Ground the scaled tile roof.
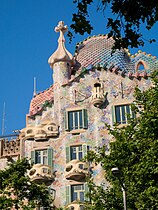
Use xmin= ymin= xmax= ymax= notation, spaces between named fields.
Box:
xmin=29 ymin=85 xmax=54 ymax=116
xmin=74 ymin=35 xmax=158 ymax=76
xmin=75 ymin=35 xmax=132 ymax=73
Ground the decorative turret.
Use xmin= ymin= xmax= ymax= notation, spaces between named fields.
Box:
xmin=48 ymin=21 xmax=75 ymax=84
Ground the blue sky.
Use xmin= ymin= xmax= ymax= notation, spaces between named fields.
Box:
xmin=0 ymin=0 xmax=158 ymax=135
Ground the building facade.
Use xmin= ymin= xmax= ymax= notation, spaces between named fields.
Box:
xmin=0 ymin=21 xmax=158 ymax=209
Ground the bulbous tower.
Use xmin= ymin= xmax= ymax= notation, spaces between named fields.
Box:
xmin=48 ymin=21 xmax=75 ymax=126
xmin=48 ymin=21 xmax=75 ymax=85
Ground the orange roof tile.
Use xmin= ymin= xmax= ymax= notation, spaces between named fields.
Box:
xmin=29 ymin=85 xmax=54 ymax=116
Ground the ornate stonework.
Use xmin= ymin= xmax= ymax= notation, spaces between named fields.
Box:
xmin=28 ymin=164 xmax=55 ymax=186
xmin=65 ymin=160 xmax=89 ymax=181
xmin=1 ymin=137 xmax=20 ymax=157
xmin=21 ymin=121 xmax=59 ymax=140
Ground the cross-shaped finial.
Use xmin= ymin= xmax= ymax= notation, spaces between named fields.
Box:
xmin=55 ymin=21 xmax=68 ymax=34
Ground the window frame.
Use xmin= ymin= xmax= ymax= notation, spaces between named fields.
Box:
xmin=66 ymin=183 xmax=89 ymax=205
xmin=70 ymin=145 xmax=83 ymax=160
xmin=35 ymin=149 xmax=48 ymax=165
xmin=31 ymin=147 xmax=53 ymax=167
xmin=66 ymin=144 xmax=89 ymax=163
xmin=65 ymin=108 xmax=88 ymax=132
xmin=112 ymin=102 xmax=135 ymax=125
xmin=71 ymin=184 xmax=85 ymax=202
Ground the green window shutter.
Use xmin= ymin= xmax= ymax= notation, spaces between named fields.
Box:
xmin=83 ymin=109 xmax=88 ymax=129
xmin=66 ymin=146 xmax=70 ymax=163
xmin=84 ymin=183 xmax=89 ymax=201
xmin=31 ymin=151 xmax=35 ymax=164
xmin=66 ymin=185 xmax=71 ymax=205
xmin=48 ymin=186 xmax=51 ymax=194
xmin=82 ymin=144 xmax=87 ymax=158
xmin=47 ymin=147 xmax=53 ymax=168
xmin=64 ymin=111 xmax=69 ymax=131
xmin=111 ymin=106 xmax=115 ymax=125
xmin=131 ymin=105 xmax=136 ymax=119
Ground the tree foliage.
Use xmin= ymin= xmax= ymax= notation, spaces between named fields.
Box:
xmin=85 ymin=71 xmax=158 ymax=209
xmin=0 ymin=158 xmax=52 ymax=210
xmin=70 ymin=0 xmax=158 ymax=49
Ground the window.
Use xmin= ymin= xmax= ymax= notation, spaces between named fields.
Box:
xmin=71 ymin=185 xmax=85 ymax=202
xmin=66 ymin=144 xmax=89 ymax=163
xmin=71 ymin=145 xmax=83 ymax=160
xmin=112 ymin=104 xmax=135 ymax=125
xmin=136 ymin=61 xmax=146 ymax=71
xmin=65 ymin=109 xmax=88 ymax=131
xmin=66 ymin=184 xmax=88 ymax=204
xmin=35 ymin=150 xmax=48 ymax=165
xmin=31 ymin=147 xmax=53 ymax=167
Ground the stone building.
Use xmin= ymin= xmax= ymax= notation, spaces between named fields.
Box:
xmin=0 ymin=21 xmax=158 ymax=209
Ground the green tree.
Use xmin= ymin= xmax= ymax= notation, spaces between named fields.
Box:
xmin=70 ymin=0 xmax=157 ymax=49
xmin=0 ymin=158 xmax=52 ymax=210
xmin=85 ymin=71 xmax=158 ymax=209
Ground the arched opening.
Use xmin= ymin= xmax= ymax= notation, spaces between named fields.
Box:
xmin=136 ymin=61 xmax=146 ymax=71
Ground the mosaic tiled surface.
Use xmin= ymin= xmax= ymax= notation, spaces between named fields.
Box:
xmin=25 ymin=68 xmax=152 ymax=207
xmin=75 ymin=35 xmax=131 ymax=73
xmin=75 ymin=35 xmax=158 ymax=75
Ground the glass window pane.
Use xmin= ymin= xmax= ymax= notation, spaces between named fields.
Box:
xmin=43 ymin=150 xmax=47 ymax=155
xmin=72 ymin=147 xmax=76 ymax=152
xmin=79 ymin=111 xmax=83 ymax=128
xmin=80 ymin=192 xmax=84 ymax=201
xmin=126 ymin=105 xmax=130 ymax=114
xmin=115 ymin=106 xmax=121 ymax=123
xmin=74 ymin=112 xmax=78 ymax=129
xmin=121 ymin=106 xmax=126 ymax=123
xmin=78 ymin=152 xmax=83 ymax=160
xmin=71 ymin=147 xmax=76 ymax=160
xmin=72 ymin=192 xmax=77 ymax=201
xmin=78 ymin=146 xmax=82 ymax=151
xmin=35 ymin=151 xmax=41 ymax=164
xmin=43 ymin=156 xmax=48 ymax=165
xmin=68 ymin=112 xmax=73 ymax=130
xmin=71 ymin=186 xmax=77 ymax=201
xmin=126 ymin=105 xmax=130 ymax=120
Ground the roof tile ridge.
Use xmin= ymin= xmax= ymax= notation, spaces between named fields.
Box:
xmin=33 ymin=84 xmax=54 ymax=99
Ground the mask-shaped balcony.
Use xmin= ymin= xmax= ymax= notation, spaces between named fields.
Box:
xmin=66 ymin=201 xmax=84 ymax=210
xmin=28 ymin=164 xmax=55 ymax=186
xmin=65 ymin=160 xmax=89 ymax=181
xmin=21 ymin=121 xmax=59 ymax=141
xmin=34 ymin=129 xmax=47 ymax=140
